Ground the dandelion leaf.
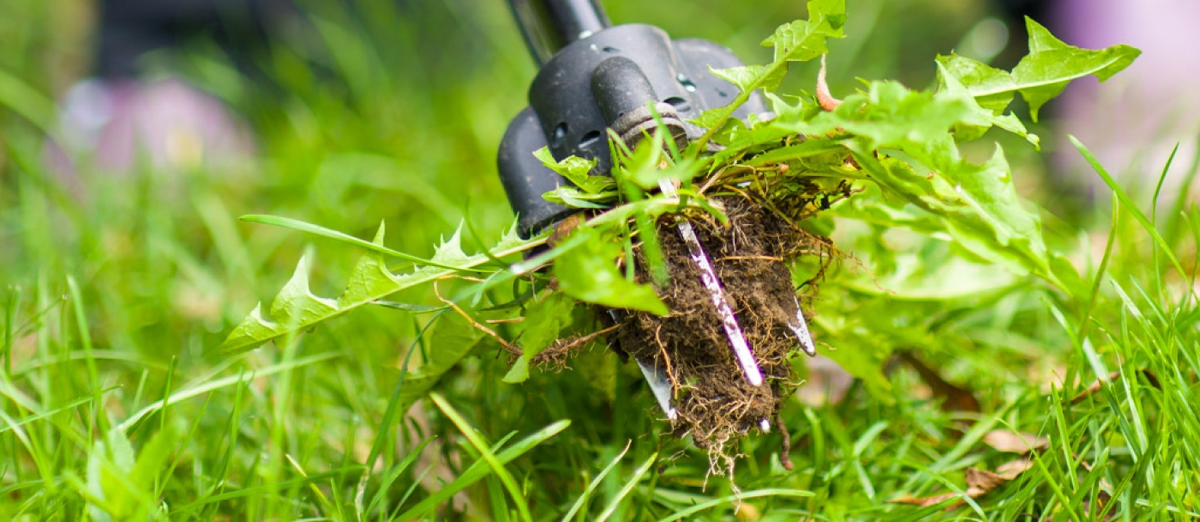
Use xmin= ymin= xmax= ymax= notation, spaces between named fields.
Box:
xmin=936 ymin=18 xmax=1139 ymax=121
xmin=268 ymin=254 xmax=339 ymax=326
xmin=217 ymin=218 xmax=539 ymax=358
xmin=695 ymin=0 xmax=845 ymax=137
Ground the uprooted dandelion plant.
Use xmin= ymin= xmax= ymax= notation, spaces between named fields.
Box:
xmin=221 ymin=0 xmax=1138 ymax=474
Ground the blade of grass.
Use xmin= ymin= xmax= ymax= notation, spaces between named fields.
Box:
xmin=242 ymin=214 xmax=499 ymax=272
xmin=1149 ymin=144 xmax=1179 ymax=298
xmin=0 ymin=66 xmax=56 ymax=132
xmin=116 ymin=352 xmax=340 ymax=432
xmin=430 ymin=392 xmax=532 ymax=522
xmin=285 ymin=454 xmax=339 ymax=517
xmin=364 ymin=436 xmax=433 ymax=516
xmin=3 ymin=286 xmax=18 ymax=376
xmin=563 ymin=440 xmax=632 ymax=522
xmin=178 ymin=466 xmax=366 ymax=509
xmin=396 ymin=419 xmax=570 ymax=520
xmin=0 ymin=395 xmax=92 ymax=436
xmin=596 ymin=452 xmax=657 ymax=522
xmin=1076 ymin=196 xmax=1120 ymax=343
xmin=1070 ymin=136 xmax=1190 ymax=286
xmin=1164 ymin=134 xmax=1200 ymax=246
xmin=364 ymin=311 xmax=444 ymax=474
xmin=657 ymin=489 xmax=814 ymax=522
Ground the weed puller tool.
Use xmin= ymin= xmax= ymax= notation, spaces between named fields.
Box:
xmin=497 ymin=0 xmax=817 ymax=424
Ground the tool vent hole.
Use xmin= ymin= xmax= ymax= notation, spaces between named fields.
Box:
xmin=580 ymin=130 xmax=602 ymax=148
xmin=676 ymin=73 xmax=697 ymax=92
xmin=664 ymin=96 xmax=691 ymax=114
xmin=551 ymin=122 xmax=568 ymax=147
xmin=603 ymin=46 xmax=620 ymax=53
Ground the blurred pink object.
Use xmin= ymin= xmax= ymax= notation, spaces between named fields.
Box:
xmin=1051 ymin=0 xmax=1200 ymax=193
xmin=49 ymin=77 xmax=255 ymax=194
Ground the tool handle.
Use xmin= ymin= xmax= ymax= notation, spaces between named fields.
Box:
xmin=508 ymin=0 xmax=611 ymax=65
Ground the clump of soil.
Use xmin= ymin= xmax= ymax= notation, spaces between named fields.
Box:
xmin=611 ymin=196 xmax=827 ymax=474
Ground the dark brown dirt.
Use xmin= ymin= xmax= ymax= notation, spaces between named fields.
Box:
xmin=612 ymin=196 xmax=825 ymax=473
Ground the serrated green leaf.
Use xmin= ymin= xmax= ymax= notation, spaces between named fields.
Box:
xmin=338 ymin=225 xmax=401 ymax=306
xmin=948 ymin=145 xmax=1046 ymax=261
xmin=696 ymin=0 xmax=845 ymax=148
xmin=430 ymin=224 xmax=469 ymax=265
xmin=935 ymin=61 xmax=1038 ymax=147
xmin=689 ymin=106 xmax=730 ymax=134
xmin=935 ymin=53 xmax=1017 ymax=115
xmin=844 ymin=137 xmax=1049 ymax=278
xmin=765 ymin=92 xmax=819 ymax=121
xmin=710 ymin=64 xmax=784 ymax=95
xmin=217 ymin=218 xmax=542 ymax=357
xmin=622 ymin=137 xmax=703 ymax=191
xmin=745 ymin=138 xmax=848 ymax=167
xmin=268 ymin=254 xmax=340 ymax=327
xmin=937 ymin=19 xmax=1139 ymax=122
xmin=826 ymin=185 xmax=948 ymax=238
xmin=844 ymin=253 xmax=1018 ymax=300
xmin=82 ymin=426 xmax=171 ymax=521
xmin=716 ymin=118 xmax=795 ymax=159
xmin=533 ymin=146 xmax=613 ymax=194
xmin=779 ymin=81 xmax=975 ymax=148
xmin=542 ymin=185 xmax=616 ymax=209
xmin=494 ymin=219 xmax=529 ymax=252
xmin=1013 ymin=18 xmax=1139 ymax=121
xmin=762 ymin=0 xmax=845 ymax=64
xmin=552 ymin=229 xmax=668 ymax=315
xmin=765 ymin=67 xmax=1052 ymax=279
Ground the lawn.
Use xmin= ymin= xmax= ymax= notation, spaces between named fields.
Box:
xmin=1 ymin=0 xmax=1197 ymax=520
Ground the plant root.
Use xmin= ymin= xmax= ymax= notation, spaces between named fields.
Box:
xmin=613 ymin=196 xmax=827 ymax=474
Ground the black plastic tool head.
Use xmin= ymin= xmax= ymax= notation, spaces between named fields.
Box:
xmin=498 ymin=7 xmax=765 ymax=237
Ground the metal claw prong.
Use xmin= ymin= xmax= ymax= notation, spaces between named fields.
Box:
xmin=789 ymin=295 xmax=817 ymax=357
xmin=610 ymin=309 xmax=678 ymax=420
xmin=657 ymin=178 xmax=765 ymax=387
xmin=636 ymin=358 xmax=677 ymax=420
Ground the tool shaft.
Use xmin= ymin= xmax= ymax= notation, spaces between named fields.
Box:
xmin=508 ymin=0 xmax=611 ymax=65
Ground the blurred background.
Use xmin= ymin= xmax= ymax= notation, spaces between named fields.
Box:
xmin=3 ymin=0 xmax=1192 ymax=350
xmin=0 ymin=0 xmax=1196 ymax=518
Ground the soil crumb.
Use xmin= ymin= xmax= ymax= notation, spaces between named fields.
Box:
xmin=613 ymin=196 xmax=826 ymax=474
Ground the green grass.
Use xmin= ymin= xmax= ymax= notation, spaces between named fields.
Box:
xmin=2 ymin=0 xmax=1199 ymax=519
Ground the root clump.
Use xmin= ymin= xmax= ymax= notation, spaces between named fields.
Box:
xmin=613 ymin=196 xmax=826 ymax=473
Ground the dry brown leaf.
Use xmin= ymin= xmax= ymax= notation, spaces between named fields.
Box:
xmin=1071 ymin=368 xmax=1160 ymax=404
xmin=995 ymin=458 xmax=1033 ymax=479
xmin=890 ymin=459 xmax=1033 ymax=510
xmin=964 ymin=467 xmax=1007 ymax=491
xmin=983 ymin=430 xmax=1049 ymax=454
xmin=889 ymin=492 xmax=960 ymax=508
